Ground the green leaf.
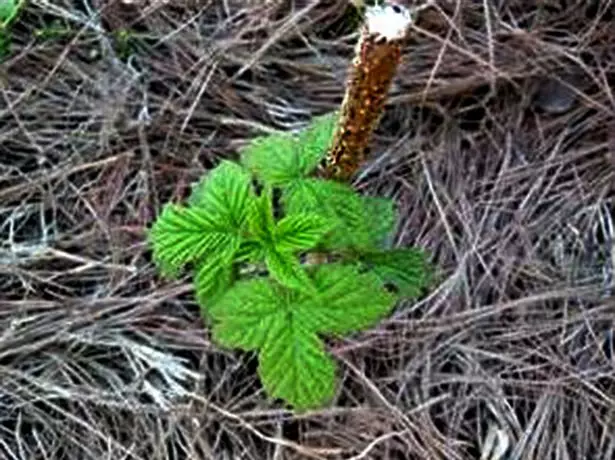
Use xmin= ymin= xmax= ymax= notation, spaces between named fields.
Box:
xmin=0 ymin=28 xmax=10 ymax=59
xmin=209 ymin=277 xmax=336 ymax=410
xmin=363 ymin=196 xmax=396 ymax=248
xmin=240 ymin=112 xmax=337 ymax=187
xmin=295 ymin=111 xmax=338 ymax=175
xmin=240 ymin=131 xmax=300 ymax=186
xmin=234 ymin=238 xmax=265 ymax=263
xmin=258 ymin=320 xmax=336 ymax=411
xmin=209 ymin=279 xmax=288 ymax=351
xmin=265 ymin=248 xmax=315 ymax=294
xmin=187 ymin=161 xmax=254 ymax=229
xmin=282 ymin=179 xmax=374 ymax=251
xmin=360 ymin=248 xmax=431 ymax=298
xmin=248 ymin=187 xmax=276 ymax=244
xmin=282 ymin=179 xmax=398 ymax=251
xmin=295 ymin=264 xmax=396 ymax=336
xmin=208 ymin=262 xmax=401 ymax=410
xmin=0 ymin=0 xmax=18 ymax=24
xmin=194 ymin=255 xmax=235 ymax=311
xmin=148 ymin=204 xmax=241 ymax=277
xmin=244 ymin=188 xmax=321 ymax=292
xmin=274 ymin=213 xmax=331 ymax=252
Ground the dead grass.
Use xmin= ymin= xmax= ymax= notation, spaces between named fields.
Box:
xmin=0 ymin=0 xmax=614 ymax=458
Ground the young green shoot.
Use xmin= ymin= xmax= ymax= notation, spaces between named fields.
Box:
xmin=148 ymin=112 xmax=432 ymax=411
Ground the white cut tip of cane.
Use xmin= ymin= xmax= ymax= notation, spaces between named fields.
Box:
xmin=365 ymin=3 xmax=413 ymax=41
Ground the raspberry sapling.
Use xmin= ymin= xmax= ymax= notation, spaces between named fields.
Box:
xmin=148 ymin=2 xmax=434 ymax=411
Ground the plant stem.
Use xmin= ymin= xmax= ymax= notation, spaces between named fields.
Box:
xmin=320 ymin=3 xmax=414 ymax=182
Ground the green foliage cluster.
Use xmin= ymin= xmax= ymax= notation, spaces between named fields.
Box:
xmin=149 ymin=112 xmax=431 ymax=410
xmin=0 ymin=0 xmax=24 ymax=58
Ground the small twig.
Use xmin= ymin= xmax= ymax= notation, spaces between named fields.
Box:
xmin=191 ymin=394 xmax=345 ymax=459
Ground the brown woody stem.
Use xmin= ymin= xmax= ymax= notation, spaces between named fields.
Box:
xmin=320 ymin=3 xmax=414 ymax=182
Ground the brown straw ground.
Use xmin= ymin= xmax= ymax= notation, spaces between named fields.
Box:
xmin=1 ymin=1 xmax=614 ymax=459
